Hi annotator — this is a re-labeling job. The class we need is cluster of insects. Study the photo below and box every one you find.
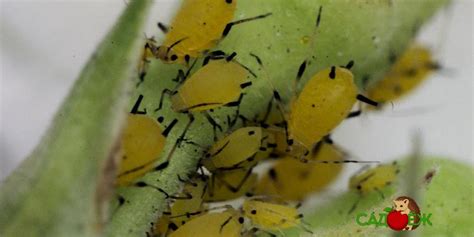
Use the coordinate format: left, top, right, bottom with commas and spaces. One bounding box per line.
114, 0, 441, 236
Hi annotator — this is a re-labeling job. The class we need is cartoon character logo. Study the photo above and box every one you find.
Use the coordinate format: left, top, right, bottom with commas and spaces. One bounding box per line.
386, 196, 421, 231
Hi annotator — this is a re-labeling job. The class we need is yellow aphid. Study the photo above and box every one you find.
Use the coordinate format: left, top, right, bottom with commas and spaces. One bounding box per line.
168, 209, 244, 237
256, 143, 343, 201
288, 66, 358, 154
367, 45, 438, 107
116, 114, 166, 186
155, 176, 208, 235
349, 162, 399, 195
204, 169, 257, 202
164, 58, 252, 113
154, 0, 270, 64
201, 127, 273, 171
251, 53, 377, 160
242, 199, 302, 230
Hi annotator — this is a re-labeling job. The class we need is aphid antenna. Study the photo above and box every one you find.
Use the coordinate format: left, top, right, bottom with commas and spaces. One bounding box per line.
248, 53, 290, 122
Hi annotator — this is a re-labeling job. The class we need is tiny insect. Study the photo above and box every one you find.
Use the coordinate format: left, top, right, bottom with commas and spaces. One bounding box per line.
116, 113, 172, 186
156, 53, 254, 141
168, 208, 244, 237
253, 54, 378, 160
150, 0, 271, 64
256, 143, 345, 201
242, 199, 312, 234
155, 175, 208, 236
348, 161, 400, 213
136, 36, 158, 84
366, 44, 440, 108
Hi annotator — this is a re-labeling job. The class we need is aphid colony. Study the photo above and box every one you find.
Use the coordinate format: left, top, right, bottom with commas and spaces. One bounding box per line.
115, 0, 440, 236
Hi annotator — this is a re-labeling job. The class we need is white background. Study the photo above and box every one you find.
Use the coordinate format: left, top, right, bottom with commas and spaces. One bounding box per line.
0, 0, 473, 181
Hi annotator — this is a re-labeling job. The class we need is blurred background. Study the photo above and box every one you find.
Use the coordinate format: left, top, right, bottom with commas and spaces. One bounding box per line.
0, 0, 472, 183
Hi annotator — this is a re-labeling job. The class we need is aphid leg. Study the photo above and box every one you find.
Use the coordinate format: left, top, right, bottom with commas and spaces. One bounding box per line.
219, 216, 233, 233
245, 227, 277, 237
173, 58, 198, 83
155, 89, 176, 111
225, 93, 245, 128
222, 13, 273, 37
356, 94, 379, 107
154, 161, 170, 172
215, 168, 253, 193
131, 94, 147, 114
176, 113, 196, 148
202, 50, 227, 66
161, 118, 178, 137
135, 181, 193, 200
203, 112, 223, 141
346, 102, 363, 119
260, 97, 274, 124
157, 22, 169, 33
346, 110, 362, 119
348, 196, 361, 214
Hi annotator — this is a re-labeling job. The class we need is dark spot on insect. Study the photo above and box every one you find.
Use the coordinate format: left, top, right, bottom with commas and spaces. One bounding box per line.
329, 66, 336, 79
225, 0, 232, 3
247, 157, 255, 162
181, 221, 186, 225
248, 131, 255, 136
157, 116, 164, 123
345, 60, 354, 70
184, 54, 190, 63
203, 22, 207, 25
122, 155, 127, 160
170, 55, 178, 61
356, 185, 362, 190
118, 195, 125, 205
405, 68, 417, 77
168, 222, 178, 231
251, 210, 257, 215
311, 104, 315, 108
286, 48, 290, 53
135, 181, 147, 187
238, 217, 245, 224
259, 147, 267, 151
209, 109, 214, 112
269, 168, 277, 180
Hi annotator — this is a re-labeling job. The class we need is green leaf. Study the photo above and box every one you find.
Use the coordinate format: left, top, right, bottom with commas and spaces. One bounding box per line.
0, 0, 153, 236
107, 0, 449, 236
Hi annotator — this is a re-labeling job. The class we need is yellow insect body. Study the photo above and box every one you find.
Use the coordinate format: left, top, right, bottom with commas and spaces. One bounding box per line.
171, 59, 250, 112
289, 67, 357, 152
367, 45, 436, 106
202, 127, 269, 171
169, 210, 243, 237
349, 162, 399, 194
204, 169, 257, 202
156, 0, 236, 63
116, 114, 166, 186
256, 144, 343, 200
242, 200, 300, 229
155, 177, 208, 235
